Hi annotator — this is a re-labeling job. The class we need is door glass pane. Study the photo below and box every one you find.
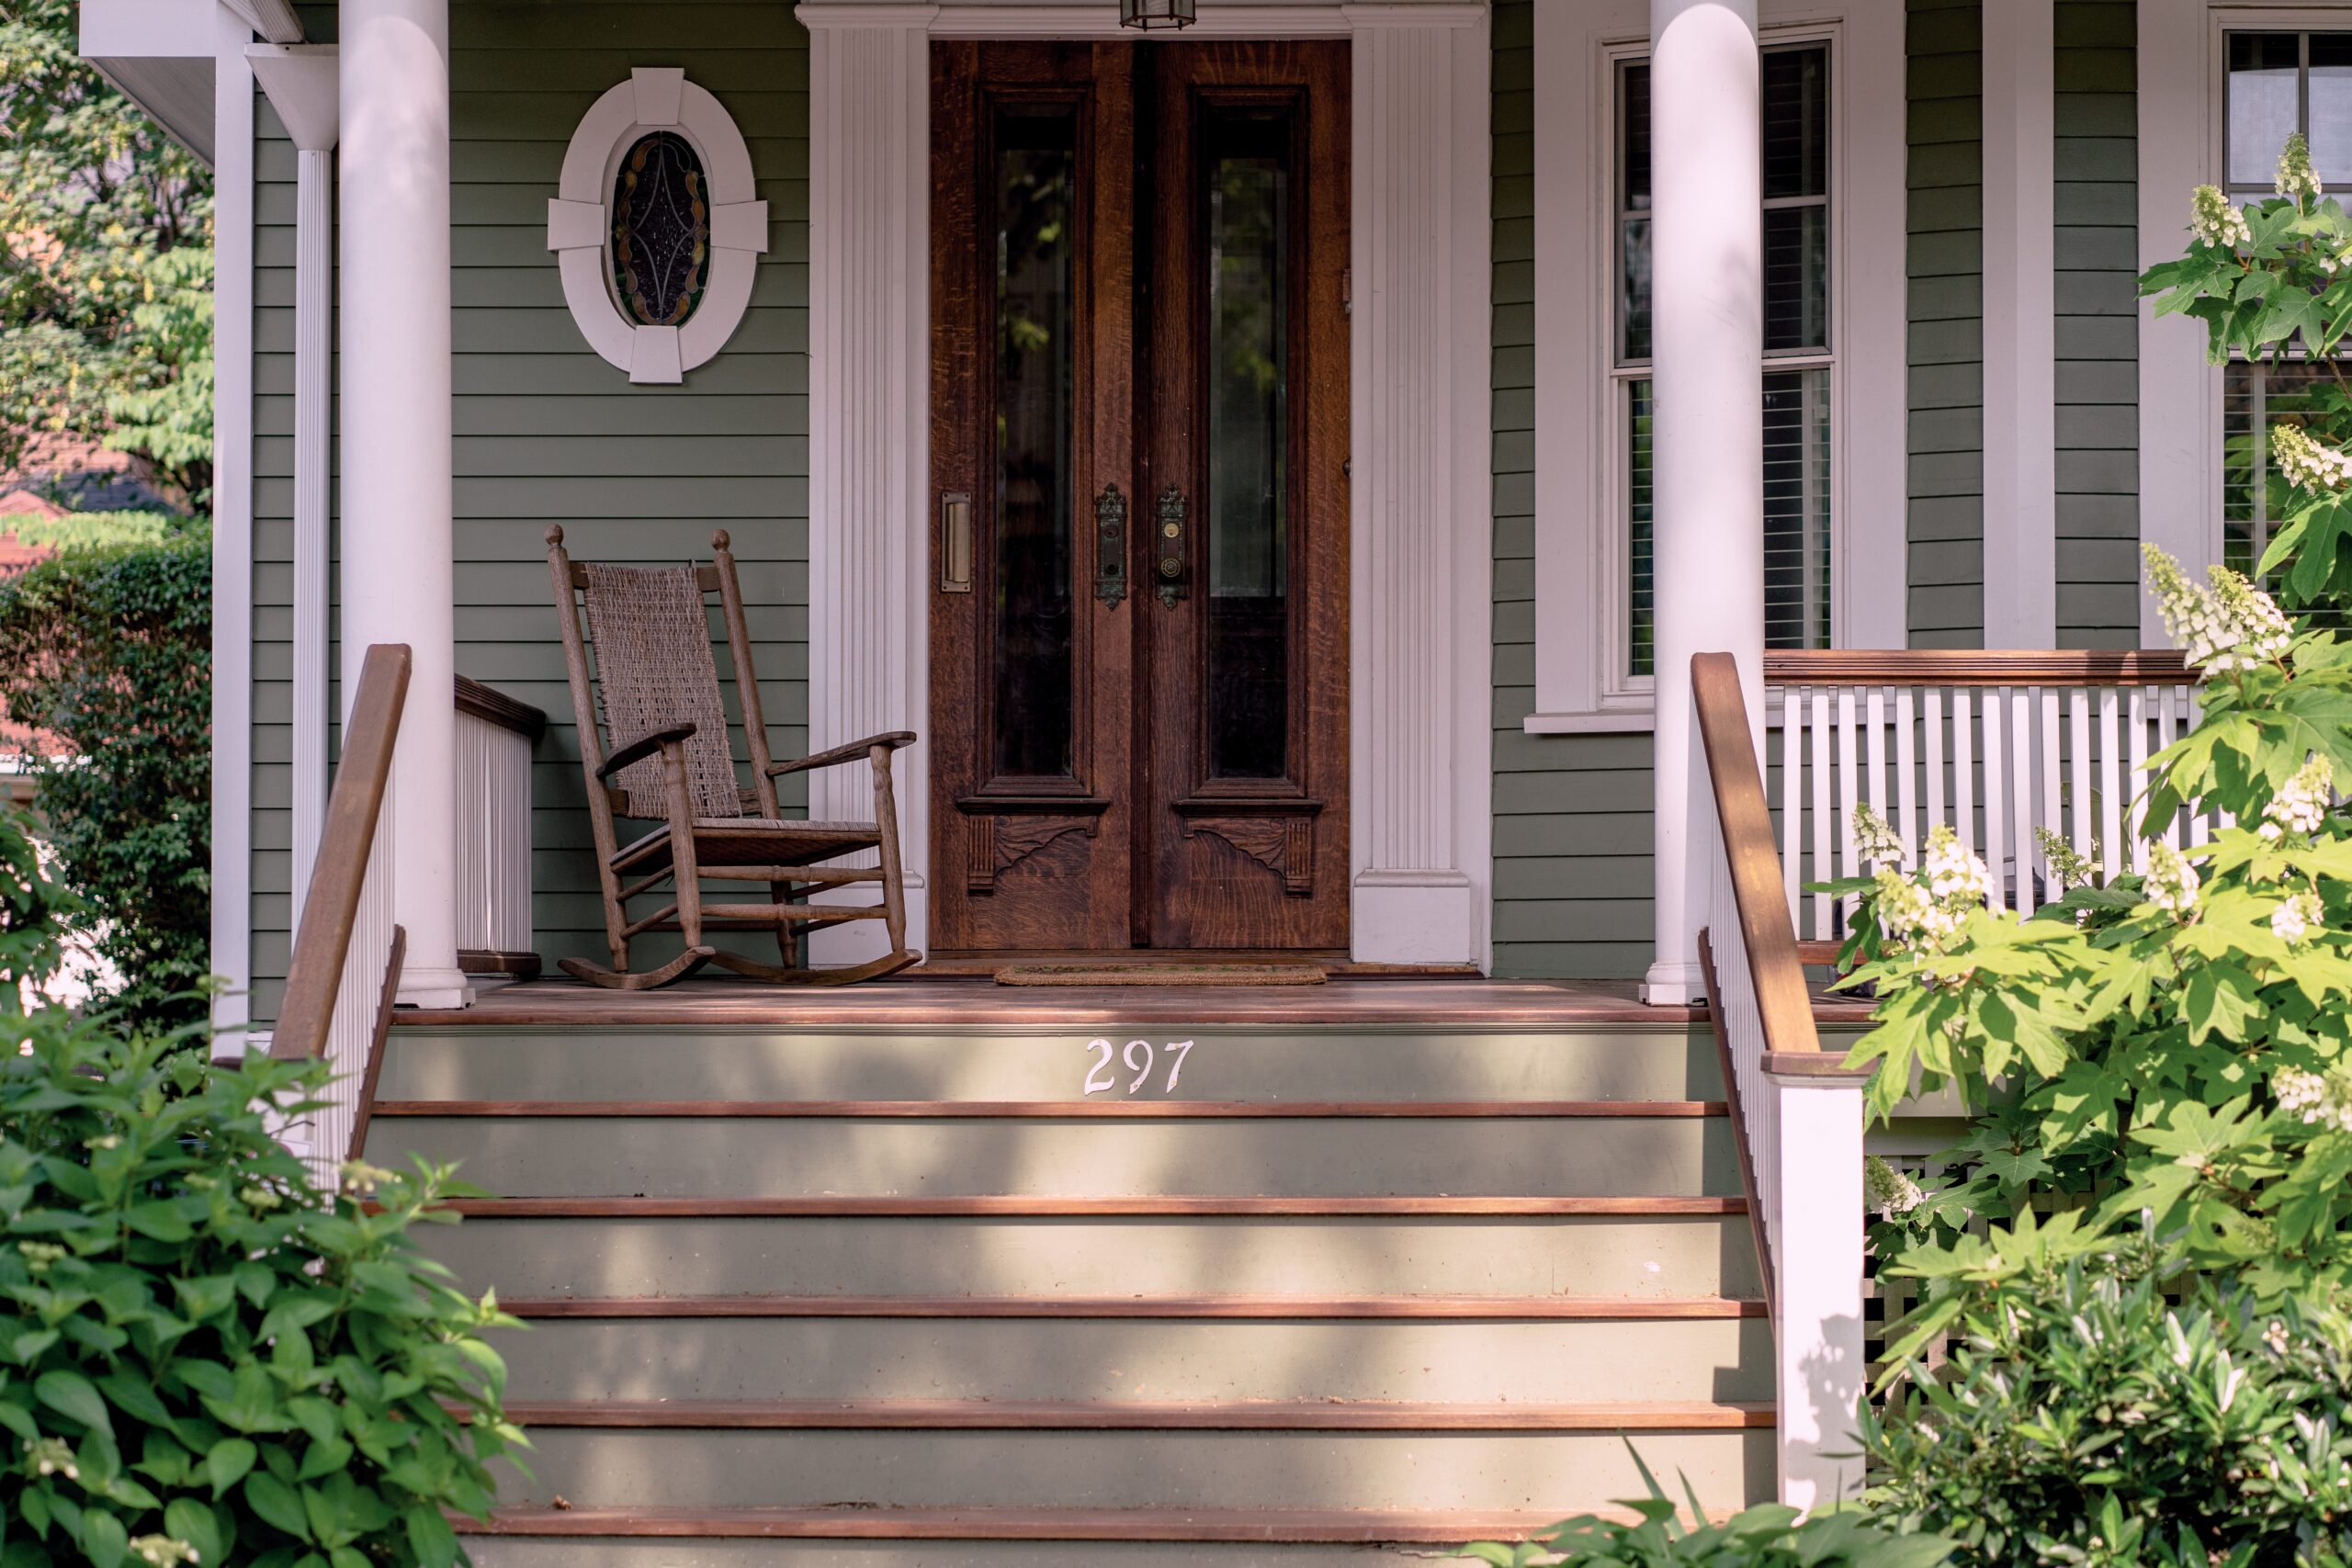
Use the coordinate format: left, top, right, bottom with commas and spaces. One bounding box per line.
1205, 110, 1291, 781
2230, 33, 2300, 186
992, 107, 1078, 778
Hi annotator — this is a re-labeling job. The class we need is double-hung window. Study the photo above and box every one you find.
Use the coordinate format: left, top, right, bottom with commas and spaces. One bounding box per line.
1615, 42, 1833, 677
2220, 32, 2352, 577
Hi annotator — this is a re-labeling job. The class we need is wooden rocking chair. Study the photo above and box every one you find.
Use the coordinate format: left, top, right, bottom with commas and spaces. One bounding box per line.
547, 525, 919, 988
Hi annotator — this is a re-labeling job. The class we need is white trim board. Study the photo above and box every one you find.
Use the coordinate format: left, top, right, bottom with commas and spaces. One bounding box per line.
797, 0, 1495, 970
1525, 0, 1905, 733
213, 11, 257, 1046
1981, 0, 2057, 649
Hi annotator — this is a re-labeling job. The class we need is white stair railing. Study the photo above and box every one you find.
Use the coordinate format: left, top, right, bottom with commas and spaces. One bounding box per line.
454, 676, 543, 968
1691, 652, 1867, 1511
1765, 650, 2201, 941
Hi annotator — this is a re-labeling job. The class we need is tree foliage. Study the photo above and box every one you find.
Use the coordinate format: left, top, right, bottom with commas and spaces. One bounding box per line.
0, 535, 209, 1025
0, 0, 212, 509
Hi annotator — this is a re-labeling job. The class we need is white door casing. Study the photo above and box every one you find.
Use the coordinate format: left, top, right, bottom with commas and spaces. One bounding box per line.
798, 0, 1495, 969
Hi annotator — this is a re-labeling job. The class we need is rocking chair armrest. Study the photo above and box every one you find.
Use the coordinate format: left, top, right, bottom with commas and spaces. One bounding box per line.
765, 730, 919, 778
597, 722, 698, 781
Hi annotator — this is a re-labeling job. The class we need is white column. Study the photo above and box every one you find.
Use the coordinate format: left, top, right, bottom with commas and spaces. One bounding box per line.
1645, 0, 1763, 1005
340, 0, 467, 1007
1347, 5, 1493, 968
1765, 1068, 1869, 1509
801, 8, 934, 964
1982, 0, 2057, 649
211, 12, 258, 1049
247, 44, 338, 924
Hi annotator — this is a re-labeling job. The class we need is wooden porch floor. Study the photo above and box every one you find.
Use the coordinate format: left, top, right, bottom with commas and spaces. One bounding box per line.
400, 973, 1875, 1030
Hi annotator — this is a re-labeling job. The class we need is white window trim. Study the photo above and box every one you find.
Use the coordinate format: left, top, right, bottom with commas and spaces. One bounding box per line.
1527, 0, 1905, 734
546, 68, 771, 385
2139, 0, 2352, 640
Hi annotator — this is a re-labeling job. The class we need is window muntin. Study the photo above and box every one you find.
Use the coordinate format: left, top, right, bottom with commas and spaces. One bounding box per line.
1617, 42, 1833, 678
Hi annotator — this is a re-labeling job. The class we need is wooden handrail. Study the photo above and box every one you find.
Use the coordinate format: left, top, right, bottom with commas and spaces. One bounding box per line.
455, 673, 547, 740
1692, 652, 1822, 1064
1764, 649, 2190, 687
274, 643, 412, 1060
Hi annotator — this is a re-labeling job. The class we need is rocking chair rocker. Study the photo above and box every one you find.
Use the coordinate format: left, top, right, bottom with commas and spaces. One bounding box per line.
547, 525, 919, 988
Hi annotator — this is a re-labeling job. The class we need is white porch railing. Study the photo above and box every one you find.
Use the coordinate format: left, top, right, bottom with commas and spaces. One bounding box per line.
1765, 650, 2200, 942
454, 676, 544, 971
1691, 652, 1867, 1510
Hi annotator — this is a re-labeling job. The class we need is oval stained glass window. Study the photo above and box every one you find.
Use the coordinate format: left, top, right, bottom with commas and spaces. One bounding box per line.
610, 130, 711, 327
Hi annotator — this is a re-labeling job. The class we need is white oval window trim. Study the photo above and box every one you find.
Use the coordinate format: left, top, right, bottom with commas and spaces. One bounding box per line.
547, 67, 768, 385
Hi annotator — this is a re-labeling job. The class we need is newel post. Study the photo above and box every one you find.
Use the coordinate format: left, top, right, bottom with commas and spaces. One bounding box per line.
1763, 1061, 1870, 1509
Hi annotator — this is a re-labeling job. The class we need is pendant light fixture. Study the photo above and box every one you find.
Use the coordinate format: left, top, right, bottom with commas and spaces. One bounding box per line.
1120, 0, 1196, 28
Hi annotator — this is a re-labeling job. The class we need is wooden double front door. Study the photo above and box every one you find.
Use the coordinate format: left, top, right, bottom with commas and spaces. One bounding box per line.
928, 39, 1350, 954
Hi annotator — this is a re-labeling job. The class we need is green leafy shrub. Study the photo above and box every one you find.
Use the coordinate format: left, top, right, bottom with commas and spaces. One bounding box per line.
1459, 1456, 1953, 1566
0, 871, 524, 1566
0, 533, 209, 1026
1861, 1238, 2352, 1566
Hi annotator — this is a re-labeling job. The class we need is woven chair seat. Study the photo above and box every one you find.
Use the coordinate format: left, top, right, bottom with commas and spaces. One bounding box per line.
613, 818, 883, 874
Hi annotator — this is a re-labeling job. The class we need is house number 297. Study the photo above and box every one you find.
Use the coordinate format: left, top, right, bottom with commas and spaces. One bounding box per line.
1080, 1038, 1195, 1096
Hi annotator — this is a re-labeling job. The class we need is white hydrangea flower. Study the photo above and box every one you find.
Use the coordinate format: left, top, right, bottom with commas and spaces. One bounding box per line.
2263, 756, 2335, 842
2146, 840, 2201, 917
1851, 803, 1906, 869
2143, 544, 2294, 673
2271, 423, 2352, 493
2275, 1063, 2352, 1134
24, 1437, 76, 1481
1864, 1156, 1927, 1221
1872, 866, 1946, 945
2272, 889, 2325, 945
2281, 131, 2326, 202
130, 1538, 198, 1567
1923, 824, 1996, 907
2192, 184, 2255, 248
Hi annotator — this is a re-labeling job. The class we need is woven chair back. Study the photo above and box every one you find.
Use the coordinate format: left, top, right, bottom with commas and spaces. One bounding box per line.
578, 562, 742, 821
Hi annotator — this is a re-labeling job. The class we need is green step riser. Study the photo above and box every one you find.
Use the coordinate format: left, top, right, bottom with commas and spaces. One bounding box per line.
494, 1429, 1775, 1512
367, 1118, 1738, 1199
493, 1317, 1775, 1404
421, 1215, 1766, 1300
377, 1028, 1724, 1104
464, 1543, 1436, 1566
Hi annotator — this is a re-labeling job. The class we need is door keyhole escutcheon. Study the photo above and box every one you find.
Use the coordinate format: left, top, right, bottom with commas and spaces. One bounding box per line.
1155, 484, 1188, 608
1094, 483, 1128, 609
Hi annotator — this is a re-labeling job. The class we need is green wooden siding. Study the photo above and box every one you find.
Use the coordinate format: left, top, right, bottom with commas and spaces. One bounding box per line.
1488, 1, 1654, 980
243, 0, 809, 1018
249, 88, 300, 1023
2053, 0, 2140, 647
1907, 0, 1984, 647
448, 1, 810, 976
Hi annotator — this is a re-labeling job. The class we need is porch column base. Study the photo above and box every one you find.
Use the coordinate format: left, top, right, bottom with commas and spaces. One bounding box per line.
1640, 959, 1704, 1007
1352, 871, 1476, 966
395, 966, 474, 1010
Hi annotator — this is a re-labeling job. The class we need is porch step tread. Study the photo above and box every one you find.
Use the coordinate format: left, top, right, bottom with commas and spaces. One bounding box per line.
375, 1098, 1727, 1118
435, 1194, 1749, 1217
459, 1506, 1577, 1543
494, 1398, 1776, 1431
498, 1292, 1769, 1319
